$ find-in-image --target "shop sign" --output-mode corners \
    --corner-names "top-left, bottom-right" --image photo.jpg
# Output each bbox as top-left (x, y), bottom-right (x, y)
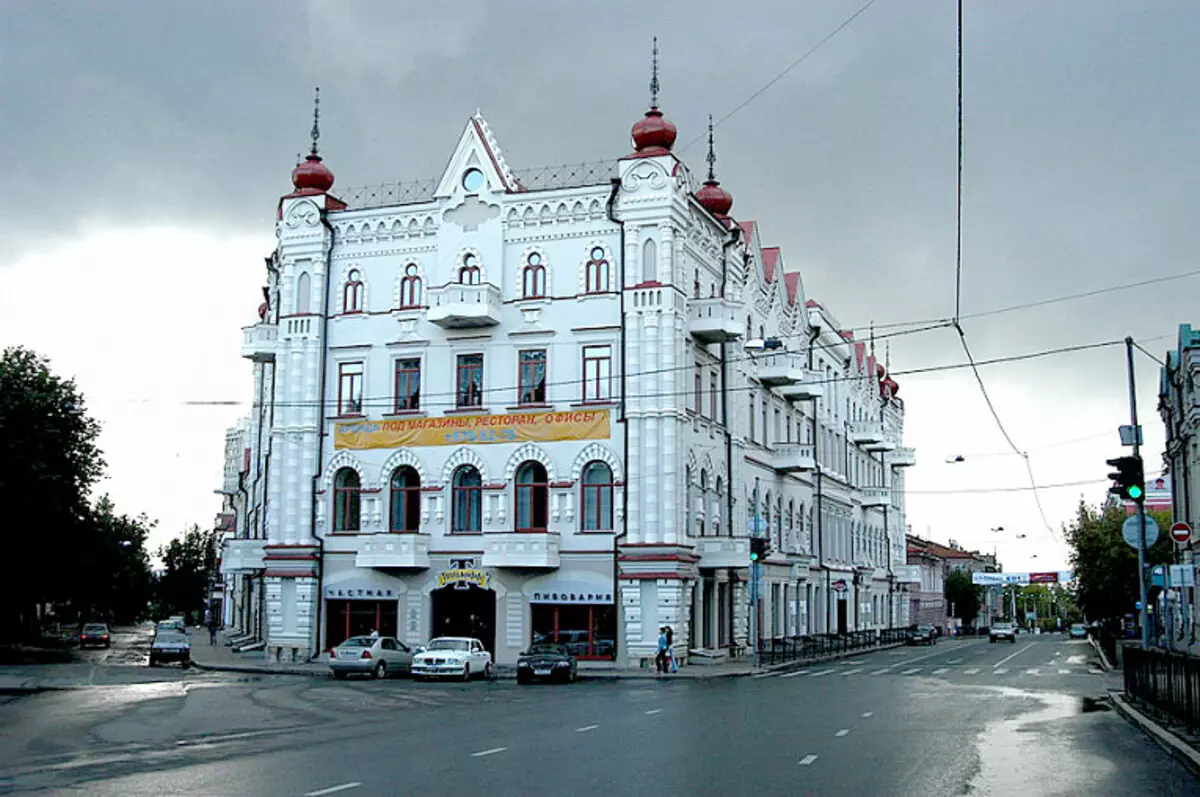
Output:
top-left (334, 408), bottom-right (611, 450)
top-left (530, 591), bottom-right (614, 605)
top-left (324, 586), bottom-right (396, 600)
top-left (436, 568), bottom-right (490, 590)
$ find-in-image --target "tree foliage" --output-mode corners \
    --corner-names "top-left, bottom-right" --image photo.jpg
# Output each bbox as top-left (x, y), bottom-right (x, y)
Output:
top-left (945, 570), bottom-right (983, 626)
top-left (155, 524), bottom-right (218, 624)
top-left (1065, 499), bottom-right (1173, 622)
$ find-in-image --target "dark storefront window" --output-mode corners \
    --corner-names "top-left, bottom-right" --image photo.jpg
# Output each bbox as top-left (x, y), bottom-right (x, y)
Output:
top-left (325, 600), bottom-right (398, 650)
top-left (531, 604), bottom-right (615, 660)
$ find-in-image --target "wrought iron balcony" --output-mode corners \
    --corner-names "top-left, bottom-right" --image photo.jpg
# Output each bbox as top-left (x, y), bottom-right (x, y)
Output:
top-left (481, 532), bottom-right (561, 569)
top-left (241, 323), bottom-right (277, 362)
top-left (773, 442), bottom-right (816, 473)
top-left (688, 297), bottom-right (743, 343)
top-left (355, 533), bottom-right (431, 569)
top-left (427, 283), bottom-right (503, 328)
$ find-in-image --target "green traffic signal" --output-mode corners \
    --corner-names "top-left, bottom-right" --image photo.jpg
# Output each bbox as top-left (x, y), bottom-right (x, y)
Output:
top-left (1128, 484), bottom-right (1143, 500)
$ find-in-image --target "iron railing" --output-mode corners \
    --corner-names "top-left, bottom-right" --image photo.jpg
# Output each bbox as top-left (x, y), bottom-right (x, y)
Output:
top-left (757, 628), bottom-right (910, 667)
top-left (1124, 645), bottom-right (1200, 732)
top-left (337, 178), bottom-right (439, 210)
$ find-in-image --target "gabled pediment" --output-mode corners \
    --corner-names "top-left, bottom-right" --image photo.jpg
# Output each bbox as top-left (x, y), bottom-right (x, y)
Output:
top-left (434, 112), bottom-right (519, 199)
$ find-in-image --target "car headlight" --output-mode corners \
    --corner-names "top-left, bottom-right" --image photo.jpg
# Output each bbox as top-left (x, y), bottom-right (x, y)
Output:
top-left (554, 661), bottom-right (569, 668)
top-left (518, 661), bottom-right (531, 668)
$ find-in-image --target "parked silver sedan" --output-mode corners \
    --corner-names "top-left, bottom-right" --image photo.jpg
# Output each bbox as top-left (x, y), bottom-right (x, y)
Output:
top-left (328, 636), bottom-right (417, 680)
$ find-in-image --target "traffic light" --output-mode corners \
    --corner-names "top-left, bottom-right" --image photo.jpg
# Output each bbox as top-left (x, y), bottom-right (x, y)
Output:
top-left (749, 536), bottom-right (770, 562)
top-left (1107, 455), bottom-right (1145, 503)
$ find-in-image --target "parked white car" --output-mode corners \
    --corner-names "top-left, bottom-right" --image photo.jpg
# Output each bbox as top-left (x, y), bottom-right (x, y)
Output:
top-left (411, 637), bottom-right (493, 681)
top-left (329, 635), bottom-right (416, 680)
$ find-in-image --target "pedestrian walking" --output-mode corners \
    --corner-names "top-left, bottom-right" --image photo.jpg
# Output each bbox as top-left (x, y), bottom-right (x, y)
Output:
top-left (655, 626), bottom-right (669, 674)
top-left (666, 625), bottom-right (678, 673)
top-left (208, 617), bottom-right (218, 646)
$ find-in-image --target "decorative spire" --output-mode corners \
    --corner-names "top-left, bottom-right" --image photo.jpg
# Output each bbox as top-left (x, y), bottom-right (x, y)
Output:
top-left (870, 321), bottom-right (876, 358)
top-left (310, 87), bottom-right (321, 155)
top-left (706, 114), bottom-right (716, 181)
top-left (650, 37), bottom-right (660, 108)
top-left (885, 340), bottom-right (891, 371)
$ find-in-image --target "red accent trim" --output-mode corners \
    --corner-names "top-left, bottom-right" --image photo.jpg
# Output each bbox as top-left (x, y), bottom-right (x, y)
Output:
top-left (619, 572), bottom-right (685, 580)
top-left (619, 553), bottom-right (700, 563)
top-left (264, 553), bottom-right (320, 560)
top-left (420, 485), bottom-right (444, 492)
top-left (360, 488), bottom-right (382, 494)
top-left (483, 483), bottom-right (507, 490)
top-left (618, 542), bottom-right (697, 549)
top-left (550, 481), bottom-right (575, 488)
top-left (633, 280), bottom-right (664, 288)
top-left (264, 544), bottom-right (321, 550)
top-left (445, 407), bottom-right (491, 415)
top-left (383, 411), bottom-right (425, 418)
top-left (508, 404), bottom-right (552, 411)
top-left (471, 117), bottom-right (512, 191)
top-left (264, 570), bottom-right (319, 578)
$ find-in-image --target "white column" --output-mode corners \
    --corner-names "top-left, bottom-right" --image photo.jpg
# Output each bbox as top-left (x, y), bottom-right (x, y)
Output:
top-left (642, 310), bottom-right (659, 544)
top-left (626, 311), bottom-right (642, 544)
top-left (659, 309), bottom-right (677, 544)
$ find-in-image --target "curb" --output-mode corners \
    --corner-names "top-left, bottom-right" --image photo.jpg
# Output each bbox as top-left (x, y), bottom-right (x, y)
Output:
top-left (189, 661), bottom-right (328, 678)
top-left (1110, 691), bottom-right (1200, 776)
top-left (1089, 637), bottom-right (1114, 671)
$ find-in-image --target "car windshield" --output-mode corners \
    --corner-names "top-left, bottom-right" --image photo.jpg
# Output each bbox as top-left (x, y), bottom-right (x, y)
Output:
top-left (338, 637), bottom-right (375, 648)
top-left (994, 623), bottom-right (1013, 630)
top-left (527, 644), bottom-right (567, 656)
top-left (428, 639), bottom-right (470, 651)
top-left (916, 625), bottom-right (934, 632)
top-left (155, 631), bottom-right (186, 643)
top-left (83, 625), bottom-right (107, 633)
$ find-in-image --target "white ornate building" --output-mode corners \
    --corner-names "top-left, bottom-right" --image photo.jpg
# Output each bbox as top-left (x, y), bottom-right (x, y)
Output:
top-left (220, 77), bottom-right (915, 667)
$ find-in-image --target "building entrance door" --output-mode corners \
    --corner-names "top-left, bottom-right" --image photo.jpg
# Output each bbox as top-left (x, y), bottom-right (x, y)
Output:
top-left (431, 585), bottom-right (496, 653)
top-left (836, 596), bottom-right (848, 635)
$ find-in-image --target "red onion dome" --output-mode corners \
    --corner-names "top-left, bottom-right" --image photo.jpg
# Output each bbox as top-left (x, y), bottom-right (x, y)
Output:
top-left (631, 108), bottom-right (677, 156)
top-left (876, 363), bottom-right (886, 378)
top-left (291, 153), bottom-right (334, 193)
top-left (696, 179), bottom-right (733, 217)
top-left (884, 377), bottom-right (899, 396)
top-left (257, 302), bottom-right (268, 320)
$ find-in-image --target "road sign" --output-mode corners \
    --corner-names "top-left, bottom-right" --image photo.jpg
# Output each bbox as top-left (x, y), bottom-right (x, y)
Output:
top-left (1122, 515), bottom-right (1159, 549)
top-left (1170, 564), bottom-right (1196, 587)
top-left (1171, 521), bottom-right (1192, 544)
top-left (832, 579), bottom-right (848, 593)
top-left (746, 517), bottom-right (769, 535)
top-left (1119, 425), bottom-right (1143, 446)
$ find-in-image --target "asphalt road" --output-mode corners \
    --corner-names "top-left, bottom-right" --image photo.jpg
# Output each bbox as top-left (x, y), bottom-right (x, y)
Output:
top-left (1, 636), bottom-right (1197, 796)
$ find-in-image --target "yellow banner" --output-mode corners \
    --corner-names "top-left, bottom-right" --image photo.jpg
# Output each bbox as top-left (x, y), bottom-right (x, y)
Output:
top-left (334, 408), bottom-right (611, 450)
top-left (436, 569), bottom-right (490, 590)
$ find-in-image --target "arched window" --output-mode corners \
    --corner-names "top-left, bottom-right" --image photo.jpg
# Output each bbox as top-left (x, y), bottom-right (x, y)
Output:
top-left (389, 466), bottom-right (420, 532)
top-left (458, 253), bottom-right (481, 285)
top-left (746, 315), bottom-right (752, 341)
top-left (451, 465), bottom-right (482, 533)
top-left (580, 461), bottom-right (614, 531)
top-left (399, 264), bottom-right (422, 308)
top-left (296, 271), bottom-right (311, 314)
top-left (343, 269), bottom-right (364, 313)
top-left (642, 238), bottom-right (657, 283)
top-left (522, 252), bottom-right (546, 299)
top-left (693, 270), bottom-right (700, 298)
top-left (332, 468), bottom-right (361, 532)
top-left (586, 247), bottom-right (609, 293)
top-left (515, 461), bottom-right (549, 533)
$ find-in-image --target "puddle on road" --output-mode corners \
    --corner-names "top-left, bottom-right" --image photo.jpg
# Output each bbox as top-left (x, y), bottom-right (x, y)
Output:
top-left (967, 688), bottom-right (1115, 796)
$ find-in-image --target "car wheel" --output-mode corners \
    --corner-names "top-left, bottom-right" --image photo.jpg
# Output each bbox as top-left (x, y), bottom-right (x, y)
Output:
top-left (483, 663), bottom-right (494, 680)
top-left (148, 657), bottom-right (157, 667)
top-left (374, 661), bottom-right (388, 679)
top-left (333, 670), bottom-right (347, 680)
top-left (517, 672), bottom-right (531, 685)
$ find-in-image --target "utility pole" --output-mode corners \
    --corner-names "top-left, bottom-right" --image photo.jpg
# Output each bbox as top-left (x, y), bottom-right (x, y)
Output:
top-left (1126, 337), bottom-right (1151, 648)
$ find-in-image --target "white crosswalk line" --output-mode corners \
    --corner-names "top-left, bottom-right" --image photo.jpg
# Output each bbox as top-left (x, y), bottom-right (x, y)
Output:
top-left (799, 754), bottom-right (819, 766)
top-left (1088, 668), bottom-right (1104, 675)
top-left (932, 668), bottom-right (949, 675)
top-left (994, 668), bottom-right (1009, 674)
top-left (947, 658), bottom-right (964, 664)
top-left (901, 667), bottom-right (922, 675)
top-left (1058, 669), bottom-right (1070, 675)
top-left (808, 669), bottom-right (836, 678)
top-left (871, 668), bottom-right (892, 675)
top-left (841, 668), bottom-right (863, 676)
top-left (964, 668), bottom-right (980, 675)
top-left (752, 672), bottom-right (777, 679)
top-left (781, 670), bottom-right (810, 678)
top-left (1024, 668), bottom-right (1040, 675)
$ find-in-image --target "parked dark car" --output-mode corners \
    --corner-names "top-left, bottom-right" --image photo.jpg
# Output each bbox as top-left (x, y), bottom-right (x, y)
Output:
top-left (906, 624), bottom-right (937, 646)
top-left (79, 623), bottom-right (111, 649)
top-left (517, 642), bottom-right (578, 684)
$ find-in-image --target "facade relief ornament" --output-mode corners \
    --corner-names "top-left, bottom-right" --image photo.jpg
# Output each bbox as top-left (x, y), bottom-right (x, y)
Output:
top-left (285, 200), bottom-right (320, 229)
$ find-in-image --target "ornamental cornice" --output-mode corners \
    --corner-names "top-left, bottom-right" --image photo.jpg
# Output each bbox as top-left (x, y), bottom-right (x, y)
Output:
top-left (503, 229), bottom-right (618, 244)
top-left (331, 245), bottom-right (438, 261)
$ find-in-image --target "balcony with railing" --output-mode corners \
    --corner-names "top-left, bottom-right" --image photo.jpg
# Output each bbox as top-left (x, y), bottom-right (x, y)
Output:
top-left (241, 323), bottom-right (278, 362)
top-left (482, 532), bottom-right (561, 569)
top-left (887, 446), bottom-right (916, 468)
top-left (427, 283), bottom-right (503, 328)
top-left (860, 486), bottom-right (891, 508)
top-left (773, 442), bottom-right (816, 473)
top-left (697, 537), bottom-right (750, 569)
top-left (355, 533), bottom-right (431, 569)
top-left (754, 352), bottom-right (805, 387)
top-left (849, 421), bottom-right (885, 445)
top-left (221, 539), bottom-right (266, 573)
top-left (688, 297), bottom-right (742, 343)
top-left (779, 369), bottom-right (825, 401)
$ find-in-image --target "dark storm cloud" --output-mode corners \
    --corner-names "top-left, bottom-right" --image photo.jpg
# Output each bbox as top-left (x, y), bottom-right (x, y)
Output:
top-left (2, 0), bottom-right (1196, 377)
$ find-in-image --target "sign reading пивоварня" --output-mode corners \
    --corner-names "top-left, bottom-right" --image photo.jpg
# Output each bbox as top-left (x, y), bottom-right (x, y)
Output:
top-left (334, 408), bottom-right (611, 450)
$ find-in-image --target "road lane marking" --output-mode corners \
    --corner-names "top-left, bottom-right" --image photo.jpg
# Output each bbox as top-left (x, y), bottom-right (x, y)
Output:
top-left (846, 659), bottom-right (869, 665)
top-left (1089, 668), bottom-right (1104, 674)
top-left (947, 658), bottom-right (964, 664)
top-left (808, 669), bottom-right (835, 678)
top-left (781, 670), bottom-right (810, 678)
top-left (871, 668), bottom-right (892, 675)
top-left (752, 672), bottom-right (778, 679)
top-left (644, 709), bottom-right (662, 715)
top-left (862, 712), bottom-right (874, 718)
top-left (1024, 668), bottom-right (1040, 675)
top-left (901, 668), bottom-right (922, 675)
top-left (471, 747), bottom-right (507, 758)
top-left (841, 668), bottom-right (863, 676)
top-left (1058, 669), bottom-right (1070, 675)
top-left (964, 668), bottom-right (980, 675)
top-left (799, 755), bottom-right (819, 766)
top-left (305, 784), bottom-right (362, 797)
top-left (575, 725), bottom-right (599, 733)
top-left (835, 729), bottom-right (850, 737)
top-left (932, 668), bottom-right (949, 675)
top-left (994, 668), bottom-right (1010, 674)
top-left (993, 643), bottom-right (1034, 669)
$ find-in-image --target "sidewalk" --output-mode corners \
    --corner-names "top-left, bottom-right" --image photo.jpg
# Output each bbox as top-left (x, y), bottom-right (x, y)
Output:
top-left (1110, 690), bottom-right (1200, 776)
top-left (188, 632), bottom-right (906, 681)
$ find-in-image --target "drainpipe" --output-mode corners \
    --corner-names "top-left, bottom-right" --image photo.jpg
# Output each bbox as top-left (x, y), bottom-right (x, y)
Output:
top-left (720, 224), bottom-right (742, 651)
top-left (606, 178), bottom-right (626, 662)
top-left (806, 327), bottom-right (826, 633)
top-left (310, 211), bottom-right (336, 659)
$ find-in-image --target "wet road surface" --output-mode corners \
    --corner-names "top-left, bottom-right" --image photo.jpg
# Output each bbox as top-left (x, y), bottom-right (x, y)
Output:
top-left (0, 636), bottom-right (1196, 796)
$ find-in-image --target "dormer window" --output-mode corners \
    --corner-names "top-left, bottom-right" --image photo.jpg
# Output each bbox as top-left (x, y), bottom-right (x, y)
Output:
top-left (522, 252), bottom-right (547, 299)
top-left (343, 269), bottom-right (364, 313)
top-left (459, 254), bottom-right (481, 285)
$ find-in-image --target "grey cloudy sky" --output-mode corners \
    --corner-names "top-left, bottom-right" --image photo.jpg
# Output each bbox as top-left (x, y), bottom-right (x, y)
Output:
top-left (2, 0), bottom-right (1196, 566)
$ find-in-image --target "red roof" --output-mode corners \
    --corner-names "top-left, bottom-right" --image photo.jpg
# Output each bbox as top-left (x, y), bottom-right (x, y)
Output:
top-left (839, 330), bottom-right (855, 341)
top-left (805, 299), bottom-right (821, 309)
top-left (783, 272), bottom-right (801, 304)
top-left (855, 342), bottom-right (865, 371)
top-left (761, 247), bottom-right (780, 283)
top-left (739, 220), bottom-right (757, 243)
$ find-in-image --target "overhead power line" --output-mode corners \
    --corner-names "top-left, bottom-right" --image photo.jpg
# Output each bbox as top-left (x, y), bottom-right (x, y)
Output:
top-left (907, 477), bottom-right (1108, 495)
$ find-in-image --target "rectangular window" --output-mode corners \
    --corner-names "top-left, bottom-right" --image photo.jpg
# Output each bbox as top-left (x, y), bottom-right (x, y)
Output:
top-left (774, 409), bottom-right (781, 445)
top-left (710, 372), bottom-right (718, 421)
top-left (749, 395), bottom-right (756, 442)
top-left (582, 345), bottom-right (612, 403)
top-left (337, 362), bottom-right (364, 415)
top-left (518, 349), bottom-right (547, 405)
top-left (393, 358), bottom-right (421, 411)
top-left (694, 365), bottom-right (702, 415)
top-left (456, 354), bottom-right (484, 408)
top-left (761, 396), bottom-right (769, 447)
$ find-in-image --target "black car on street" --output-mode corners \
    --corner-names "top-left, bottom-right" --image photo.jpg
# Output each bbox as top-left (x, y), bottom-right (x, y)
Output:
top-left (516, 642), bottom-right (578, 684)
top-left (906, 624), bottom-right (938, 646)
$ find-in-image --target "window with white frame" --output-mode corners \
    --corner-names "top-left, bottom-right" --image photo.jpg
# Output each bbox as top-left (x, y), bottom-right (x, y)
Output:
top-left (338, 362), bottom-right (364, 415)
top-left (582, 345), bottom-right (612, 402)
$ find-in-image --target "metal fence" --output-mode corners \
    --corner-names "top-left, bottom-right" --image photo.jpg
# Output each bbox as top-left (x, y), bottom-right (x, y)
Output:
top-left (1124, 645), bottom-right (1200, 732)
top-left (757, 628), bottom-right (911, 667)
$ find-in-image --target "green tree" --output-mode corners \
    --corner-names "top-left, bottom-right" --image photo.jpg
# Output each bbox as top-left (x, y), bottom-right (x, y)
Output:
top-left (1065, 499), bottom-right (1172, 622)
top-left (945, 570), bottom-right (983, 626)
top-left (156, 525), bottom-right (217, 624)
top-left (0, 346), bottom-right (105, 638)
top-left (74, 496), bottom-right (155, 624)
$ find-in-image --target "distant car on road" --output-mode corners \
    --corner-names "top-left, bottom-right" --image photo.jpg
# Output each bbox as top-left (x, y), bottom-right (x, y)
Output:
top-left (157, 618), bottom-right (186, 635)
top-left (328, 635), bottom-right (416, 680)
top-left (906, 625), bottom-right (937, 646)
top-left (149, 629), bottom-right (191, 666)
top-left (517, 642), bottom-right (577, 684)
top-left (1068, 623), bottom-right (1088, 640)
top-left (79, 623), bottom-right (111, 649)
top-left (411, 637), bottom-right (493, 681)
top-left (990, 622), bottom-right (1017, 643)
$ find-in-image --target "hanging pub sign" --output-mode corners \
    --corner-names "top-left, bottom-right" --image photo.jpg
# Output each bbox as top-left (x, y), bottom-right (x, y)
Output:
top-left (436, 568), bottom-right (490, 590)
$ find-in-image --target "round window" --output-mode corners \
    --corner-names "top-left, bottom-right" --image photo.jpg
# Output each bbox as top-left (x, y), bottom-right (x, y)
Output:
top-left (464, 253), bottom-right (478, 268)
top-left (462, 168), bottom-right (485, 192)
top-left (591, 247), bottom-right (604, 260)
top-left (528, 252), bottom-right (542, 266)
top-left (348, 269), bottom-right (361, 281)
top-left (405, 264), bottom-right (418, 276)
